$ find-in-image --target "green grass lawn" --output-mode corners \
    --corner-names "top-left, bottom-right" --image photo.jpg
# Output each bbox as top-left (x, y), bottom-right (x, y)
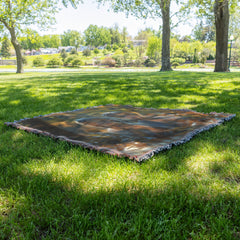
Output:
top-left (0, 71), bottom-right (239, 239)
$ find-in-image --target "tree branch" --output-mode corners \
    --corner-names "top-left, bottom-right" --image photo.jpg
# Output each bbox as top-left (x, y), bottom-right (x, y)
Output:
top-left (0, 17), bottom-right (11, 30)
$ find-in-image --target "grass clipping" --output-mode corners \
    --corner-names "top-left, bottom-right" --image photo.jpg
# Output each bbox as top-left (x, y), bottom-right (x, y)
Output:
top-left (5, 104), bottom-right (235, 162)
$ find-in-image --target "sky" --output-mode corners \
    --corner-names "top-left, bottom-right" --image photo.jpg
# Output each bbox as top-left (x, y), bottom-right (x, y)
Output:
top-left (40, 1), bottom-right (195, 37)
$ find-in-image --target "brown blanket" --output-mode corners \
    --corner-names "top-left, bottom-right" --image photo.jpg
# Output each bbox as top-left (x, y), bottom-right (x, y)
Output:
top-left (5, 105), bottom-right (235, 162)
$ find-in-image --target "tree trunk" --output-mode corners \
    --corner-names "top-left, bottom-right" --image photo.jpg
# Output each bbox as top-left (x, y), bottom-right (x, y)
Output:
top-left (9, 27), bottom-right (24, 73)
top-left (214, 0), bottom-right (229, 72)
top-left (160, 0), bottom-right (172, 71)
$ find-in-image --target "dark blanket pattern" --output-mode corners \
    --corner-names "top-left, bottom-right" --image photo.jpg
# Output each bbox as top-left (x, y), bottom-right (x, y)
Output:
top-left (5, 105), bottom-right (235, 162)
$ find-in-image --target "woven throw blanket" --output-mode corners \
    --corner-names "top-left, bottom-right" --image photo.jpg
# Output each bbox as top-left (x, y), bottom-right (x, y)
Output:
top-left (5, 105), bottom-right (235, 162)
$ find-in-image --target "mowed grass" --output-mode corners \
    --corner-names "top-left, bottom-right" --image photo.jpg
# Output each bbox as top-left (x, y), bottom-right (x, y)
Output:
top-left (0, 71), bottom-right (239, 239)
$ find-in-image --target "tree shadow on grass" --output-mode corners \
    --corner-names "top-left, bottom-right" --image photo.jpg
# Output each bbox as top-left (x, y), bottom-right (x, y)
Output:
top-left (0, 140), bottom-right (240, 239)
top-left (0, 71), bottom-right (215, 117)
top-left (1, 71), bottom-right (239, 169)
top-left (0, 72), bottom-right (197, 123)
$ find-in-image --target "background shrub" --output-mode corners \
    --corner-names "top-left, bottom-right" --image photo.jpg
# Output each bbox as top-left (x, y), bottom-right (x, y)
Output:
top-left (102, 57), bottom-right (116, 67)
top-left (33, 56), bottom-right (45, 67)
top-left (70, 48), bottom-right (78, 55)
top-left (112, 44), bottom-right (119, 51)
top-left (106, 45), bottom-right (112, 51)
top-left (133, 58), bottom-right (143, 67)
top-left (122, 47), bottom-right (128, 53)
top-left (93, 48), bottom-right (99, 54)
top-left (171, 62), bottom-right (180, 68)
top-left (126, 60), bottom-right (134, 67)
top-left (60, 49), bottom-right (68, 60)
top-left (94, 58), bottom-right (101, 66)
top-left (170, 58), bottom-right (185, 65)
top-left (200, 56), bottom-right (207, 64)
top-left (112, 55), bottom-right (123, 67)
top-left (114, 49), bottom-right (124, 55)
top-left (82, 49), bottom-right (91, 57)
top-left (64, 56), bottom-right (84, 67)
top-left (64, 56), bottom-right (75, 66)
top-left (123, 53), bottom-right (130, 67)
top-left (71, 57), bottom-right (83, 67)
top-left (103, 49), bottom-right (108, 55)
top-left (47, 57), bottom-right (62, 68)
top-left (144, 58), bottom-right (156, 67)
top-left (22, 56), bottom-right (28, 65)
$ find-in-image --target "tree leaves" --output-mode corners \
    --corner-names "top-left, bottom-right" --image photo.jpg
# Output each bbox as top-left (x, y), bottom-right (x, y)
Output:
top-left (0, 0), bottom-right (60, 31)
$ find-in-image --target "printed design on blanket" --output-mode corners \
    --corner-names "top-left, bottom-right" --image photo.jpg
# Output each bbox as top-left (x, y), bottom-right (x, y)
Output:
top-left (5, 105), bottom-right (236, 162)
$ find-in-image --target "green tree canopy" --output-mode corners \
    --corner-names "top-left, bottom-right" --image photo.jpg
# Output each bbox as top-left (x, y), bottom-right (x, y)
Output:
top-left (193, 20), bottom-right (215, 42)
top-left (229, 5), bottom-right (240, 40)
top-left (61, 30), bottom-right (83, 49)
top-left (146, 36), bottom-right (162, 62)
top-left (84, 25), bottom-right (111, 47)
top-left (121, 27), bottom-right (129, 44)
top-left (19, 29), bottom-right (42, 51)
top-left (109, 24), bottom-right (121, 45)
top-left (1, 36), bottom-right (11, 59)
top-left (134, 28), bottom-right (155, 42)
top-left (40, 34), bottom-right (62, 48)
